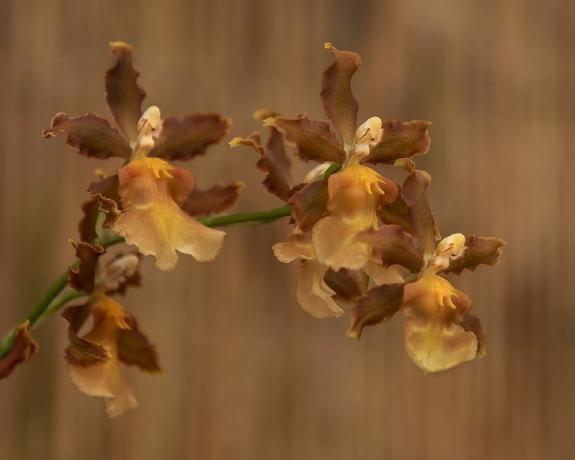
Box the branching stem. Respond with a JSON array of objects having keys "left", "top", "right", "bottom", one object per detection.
[{"left": 0, "top": 203, "right": 293, "bottom": 359}]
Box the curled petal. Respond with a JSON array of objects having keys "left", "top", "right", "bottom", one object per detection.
[
  {"left": 402, "top": 273, "right": 481, "bottom": 373},
  {"left": 181, "top": 182, "right": 244, "bottom": 217},
  {"left": 88, "top": 175, "right": 122, "bottom": 228},
  {"left": 0, "top": 322, "right": 38, "bottom": 380},
  {"left": 324, "top": 268, "right": 365, "bottom": 303},
  {"left": 42, "top": 113, "right": 131, "bottom": 159},
  {"left": 444, "top": 236, "right": 506, "bottom": 275},
  {"left": 312, "top": 216, "right": 371, "bottom": 270},
  {"left": 359, "top": 225, "right": 424, "bottom": 272},
  {"left": 105, "top": 41, "right": 146, "bottom": 145},
  {"left": 402, "top": 169, "right": 439, "bottom": 256},
  {"left": 347, "top": 284, "right": 404, "bottom": 339},
  {"left": 288, "top": 180, "right": 329, "bottom": 231},
  {"left": 273, "top": 234, "right": 314, "bottom": 263},
  {"left": 63, "top": 297, "right": 139, "bottom": 417},
  {"left": 269, "top": 116, "right": 345, "bottom": 163},
  {"left": 231, "top": 128, "right": 292, "bottom": 201},
  {"left": 69, "top": 241, "right": 105, "bottom": 293},
  {"left": 296, "top": 260, "right": 343, "bottom": 319},
  {"left": 113, "top": 158, "right": 224, "bottom": 270},
  {"left": 152, "top": 113, "right": 230, "bottom": 161},
  {"left": 321, "top": 43, "right": 361, "bottom": 147},
  {"left": 365, "top": 120, "right": 431, "bottom": 165}
]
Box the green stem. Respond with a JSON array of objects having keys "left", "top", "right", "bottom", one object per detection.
[{"left": 0, "top": 204, "right": 292, "bottom": 359}]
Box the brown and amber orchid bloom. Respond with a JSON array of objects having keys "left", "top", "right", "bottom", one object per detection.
[
  {"left": 231, "top": 43, "right": 431, "bottom": 317},
  {"left": 43, "top": 41, "right": 241, "bottom": 270},
  {"left": 64, "top": 246, "right": 159, "bottom": 417},
  {"left": 348, "top": 168, "right": 506, "bottom": 373}
]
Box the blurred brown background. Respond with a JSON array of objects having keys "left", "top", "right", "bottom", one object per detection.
[{"left": 1, "top": 0, "right": 574, "bottom": 459}]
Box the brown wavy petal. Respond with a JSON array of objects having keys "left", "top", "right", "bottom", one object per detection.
[
  {"left": 288, "top": 180, "right": 329, "bottom": 231},
  {"left": 359, "top": 225, "right": 424, "bottom": 273},
  {"left": 117, "top": 315, "right": 161, "bottom": 373},
  {"left": 402, "top": 169, "right": 438, "bottom": 256},
  {"left": 365, "top": 120, "right": 431, "bottom": 164},
  {"left": 233, "top": 128, "right": 292, "bottom": 201},
  {"left": 105, "top": 41, "right": 146, "bottom": 145},
  {"left": 69, "top": 241, "right": 105, "bottom": 293},
  {"left": 181, "top": 182, "right": 243, "bottom": 217},
  {"left": 152, "top": 113, "right": 230, "bottom": 161},
  {"left": 0, "top": 322, "right": 38, "bottom": 380},
  {"left": 347, "top": 284, "right": 404, "bottom": 338},
  {"left": 324, "top": 268, "right": 365, "bottom": 303},
  {"left": 87, "top": 175, "right": 122, "bottom": 229},
  {"left": 42, "top": 113, "right": 131, "bottom": 159},
  {"left": 270, "top": 116, "right": 345, "bottom": 163},
  {"left": 444, "top": 236, "right": 506, "bottom": 275},
  {"left": 321, "top": 43, "right": 361, "bottom": 147}
]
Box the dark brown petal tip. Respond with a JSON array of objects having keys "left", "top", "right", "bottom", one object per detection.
[
  {"left": 321, "top": 43, "right": 361, "bottom": 147},
  {"left": 365, "top": 120, "right": 431, "bottom": 165},
  {"left": 0, "top": 322, "right": 38, "bottom": 380},
  {"left": 444, "top": 236, "right": 506, "bottom": 275},
  {"left": 43, "top": 113, "right": 132, "bottom": 159},
  {"left": 288, "top": 180, "right": 329, "bottom": 231},
  {"left": 269, "top": 116, "right": 345, "bottom": 163},
  {"left": 152, "top": 113, "right": 230, "bottom": 161},
  {"left": 181, "top": 182, "right": 244, "bottom": 217},
  {"left": 105, "top": 41, "right": 146, "bottom": 144},
  {"left": 347, "top": 283, "right": 405, "bottom": 339}
]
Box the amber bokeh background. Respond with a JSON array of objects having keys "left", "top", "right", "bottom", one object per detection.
[{"left": 1, "top": 0, "right": 574, "bottom": 459}]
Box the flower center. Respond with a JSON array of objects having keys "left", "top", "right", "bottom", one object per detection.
[
  {"left": 348, "top": 116, "right": 383, "bottom": 162},
  {"left": 134, "top": 106, "right": 163, "bottom": 158}
]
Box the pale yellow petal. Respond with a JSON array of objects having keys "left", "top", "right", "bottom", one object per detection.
[
  {"left": 403, "top": 318, "right": 479, "bottom": 373},
  {"left": 68, "top": 358, "right": 138, "bottom": 418},
  {"left": 311, "top": 216, "right": 371, "bottom": 270},
  {"left": 114, "top": 157, "right": 224, "bottom": 270},
  {"left": 272, "top": 235, "right": 314, "bottom": 263},
  {"left": 296, "top": 260, "right": 343, "bottom": 318},
  {"left": 401, "top": 273, "right": 481, "bottom": 373}
]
